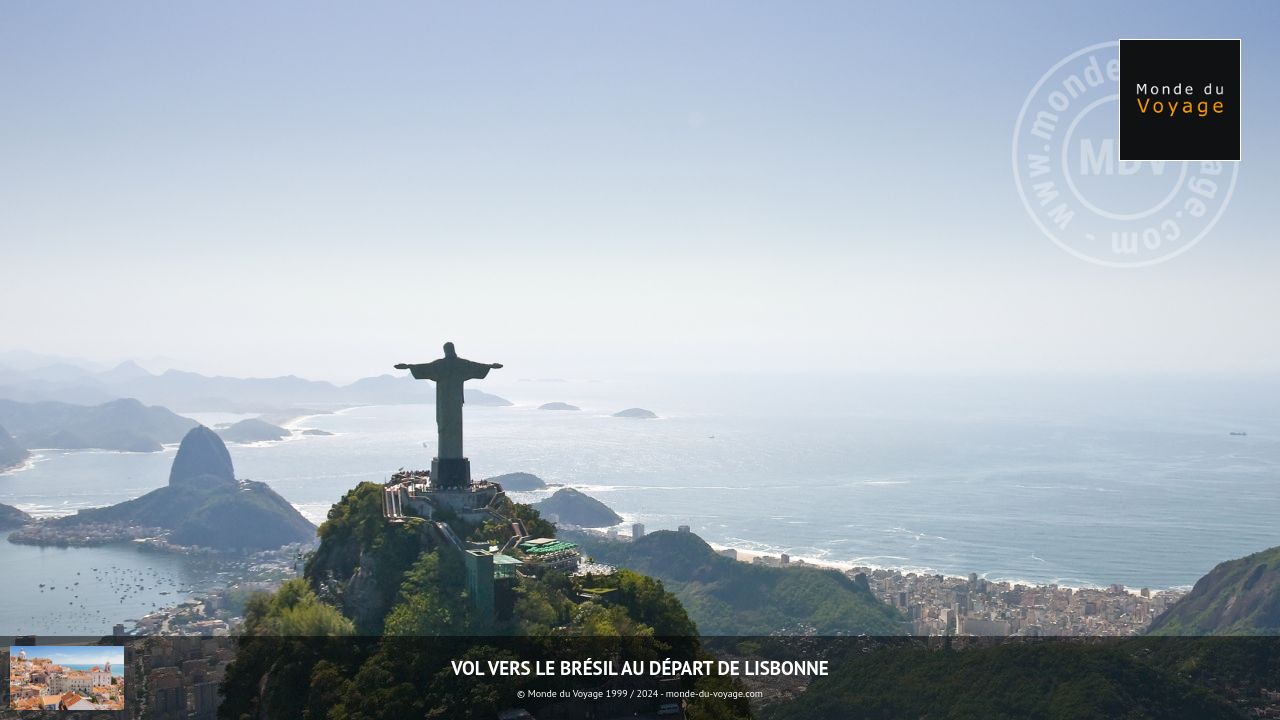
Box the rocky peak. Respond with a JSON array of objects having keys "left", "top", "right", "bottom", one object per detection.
[{"left": 168, "top": 425, "right": 236, "bottom": 488}]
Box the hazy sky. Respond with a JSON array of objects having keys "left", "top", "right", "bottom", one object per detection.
[
  {"left": 2, "top": 2, "right": 1277, "bottom": 382},
  {"left": 12, "top": 645, "right": 123, "bottom": 667}
]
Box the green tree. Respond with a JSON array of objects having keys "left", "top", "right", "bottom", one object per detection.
[
  {"left": 243, "top": 579, "right": 354, "bottom": 637},
  {"left": 384, "top": 549, "right": 478, "bottom": 636}
]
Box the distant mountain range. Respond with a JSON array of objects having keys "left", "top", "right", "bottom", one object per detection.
[
  {"left": 0, "top": 398, "right": 197, "bottom": 452},
  {"left": 0, "top": 354, "right": 511, "bottom": 412},
  {"left": 0, "top": 353, "right": 513, "bottom": 452}
]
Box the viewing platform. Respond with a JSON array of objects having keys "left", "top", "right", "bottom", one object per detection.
[{"left": 382, "top": 469, "right": 507, "bottom": 525}]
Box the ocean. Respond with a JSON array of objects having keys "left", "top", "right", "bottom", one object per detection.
[
  {"left": 50, "top": 664, "right": 124, "bottom": 677},
  {"left": 1, "top": 373, "right": 1277, "bottom": 634}
]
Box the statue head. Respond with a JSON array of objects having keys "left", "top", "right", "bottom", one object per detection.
[{"left": 443, "top": 342, "right": 457, "bottom": 358}]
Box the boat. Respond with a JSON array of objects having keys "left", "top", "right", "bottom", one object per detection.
[{"left": 1229, "top": 431, "right": 1247, "bottom": 436}]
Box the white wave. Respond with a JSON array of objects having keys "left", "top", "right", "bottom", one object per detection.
[
  {"left": 13, "top": 501, "right": 97, "bottom": 518},
  {"left": 561, "top": 483, "right": 747, "bottom": 493},
  {"left": 0, "top": 452, "right": 44, "bottom": 475}
]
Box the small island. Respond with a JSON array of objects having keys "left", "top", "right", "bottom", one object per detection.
[
  {"left": 538, "top": 402, "right": 581, "bottom": 411},
  {"left": 216, "top": 418, "right": 291, "bottom": 443},
  {"left": 301, "top": 428, "right": 334, "bottom": 436},
  {"left": 487, "top": 471, "right": 547, "bottom": 491},
  {"left": 534, "top": 487, "right": 622, "bottom": 528},
  {"left": 613, "top": 407, "right": 658, "bottom": 419}
]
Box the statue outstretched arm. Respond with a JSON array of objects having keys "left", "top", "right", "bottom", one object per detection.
[{"left": 395, "top": 362, "right": 438, "bottom": 380}]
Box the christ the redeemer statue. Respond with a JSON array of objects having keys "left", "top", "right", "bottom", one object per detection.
[{"left": 395, "top": 342, "right": 502, "bottom": 488}]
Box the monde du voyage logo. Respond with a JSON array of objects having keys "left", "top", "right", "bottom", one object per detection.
[{"left": 1013, "top": 40, "right": 1240, "bottom": 267}]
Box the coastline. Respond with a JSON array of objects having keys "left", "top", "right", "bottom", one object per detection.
[
  {"left": 264, "top": 403, "right": 375, "bottom": 436},
  {"left": 0, "top": 401, "right": 1215, "bottom": 638},
  {"left": 596, "top": 517, "right": 1193, "bottom": 596},
  {"left": 268, "top": 408, "right": 340, "bottom": 431},
  {"left": 4, "top": 443, "right": 1198, "bottom": 595},
  {"left": 0, "top": 452, "right": 39, "bottom": 475},
  {"left": 702, "top": 539, "right": 1189, "bottom": 597},
  {"left": 571, "top": 524, "right": 1187, "bottom": 635}
]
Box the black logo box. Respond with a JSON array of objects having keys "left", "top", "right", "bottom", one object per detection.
[{"left": 1119, "top": 39, "right": 1241, "bottom": 161}]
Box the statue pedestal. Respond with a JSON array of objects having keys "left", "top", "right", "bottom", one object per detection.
[{"left": 431, "top": 457, "right": 471, "bottom": 489}]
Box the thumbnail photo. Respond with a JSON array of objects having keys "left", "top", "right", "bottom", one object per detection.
[{"left": 8, "top": 646, "right": 125, "bottom": 712}]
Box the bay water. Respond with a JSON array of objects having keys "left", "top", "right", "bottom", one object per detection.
[{"left": 2, "top": 373, "right": 1277, "bottom": 634}]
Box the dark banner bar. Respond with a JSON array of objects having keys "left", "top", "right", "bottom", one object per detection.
[{"left": 4, "top": 636, "right": 1280, "bottom": 719}]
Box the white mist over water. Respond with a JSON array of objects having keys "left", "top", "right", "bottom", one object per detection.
[{"left": 1, "top": 373, "right": 1277, "bottom": 633}]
